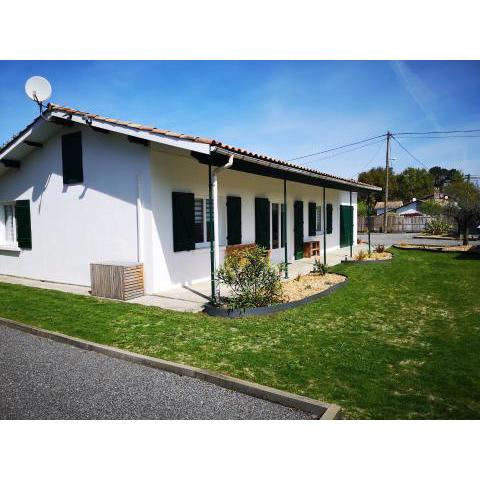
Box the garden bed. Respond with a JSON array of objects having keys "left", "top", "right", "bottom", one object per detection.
[
  {"left": 394, "top": 244, "right": 480, "bottom": 253},
  {"left": 204, "top": 273, "right": 348, "bottom": 318},
  {"left": 341, "top": 251, "right": 392, "bottom": 264}
]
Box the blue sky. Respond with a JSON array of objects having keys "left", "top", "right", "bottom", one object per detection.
[{"left": 0, "top": 60, "right": 479, "bottom": 179}]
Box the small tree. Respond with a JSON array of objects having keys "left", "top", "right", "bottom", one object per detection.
[
  {"left": 443, "top": 180, "right": 480, "bottom": 245},
  {"left": 357, "top": 200, "right": 368, "bottom": 217},
  {"left": 421, "top": 200, "right": 443, "bottom": 216}
]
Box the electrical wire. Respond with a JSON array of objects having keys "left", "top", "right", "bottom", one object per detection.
[
  {"left": 297, "top": 137, "right": 386, "bottom": 166},
  {"left": 288, "top": 133, "right": 386, "bottom": 162},
  {"left": 357, "top": 137, "right": 386, "bottom": 173},
  {"left": 393, "top": 128, "right": 480, "bottom": 135},
  {"left": 395, "top": 134, "right": 480, "bottom": 139},
  {"left": 287, "top": 127, "right": 480, "bottom": 167},
  {"left": 391, "top": 136, "right": 428, "bottom": 169}
]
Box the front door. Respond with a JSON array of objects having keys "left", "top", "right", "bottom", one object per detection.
[
  {"left": 340, "top": 205, "right": 353, "bottom": 247},
  {"left": 294, "top": 201, "right": 304, "bottom": 260}
]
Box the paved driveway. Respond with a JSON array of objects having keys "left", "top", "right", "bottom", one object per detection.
[
  {"left": 358, "top": 232, "right": 480, "bottom": 247},
  {"left": 0, "top": 325, "right": 311, "bottom": 420}
]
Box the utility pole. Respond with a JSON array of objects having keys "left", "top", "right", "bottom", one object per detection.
[{"left": 383, "top": 131, "right": 391, "bottom": 234}]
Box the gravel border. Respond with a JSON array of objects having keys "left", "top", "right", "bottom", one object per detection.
[{"left": 0, "top": 317, "right": 343, "bottom": 420}]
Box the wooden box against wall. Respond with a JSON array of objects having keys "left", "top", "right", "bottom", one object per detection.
[{"left": 90, "top": 262, "right": 144, "bottom": 301}]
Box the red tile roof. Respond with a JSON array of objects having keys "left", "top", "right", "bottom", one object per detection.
[{"left": 1, "top": 103, "right": 381, "bottom": 191}]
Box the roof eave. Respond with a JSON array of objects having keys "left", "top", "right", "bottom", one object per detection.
[
  {"left": 212, "top": 146, "right": 382, "bottom": 192},
  {"left": 48, "top": 110, "right": 211, "bottom": 155}
]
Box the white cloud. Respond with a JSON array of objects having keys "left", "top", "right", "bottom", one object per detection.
[{"left": 390, "top": 60, "right": 443, "bottom": 131}]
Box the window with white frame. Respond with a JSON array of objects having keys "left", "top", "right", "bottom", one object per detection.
[
  {"left": 316, "top": 205, "right": 322, "bottom": 233},
  {"left": 194, "top": 198, "right": 213, "bottom": 246},
  {"left": 0, "top": 203, "right": 16, "bottom": 246}
]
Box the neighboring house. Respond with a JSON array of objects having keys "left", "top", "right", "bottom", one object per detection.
[
  {"left": 391, "top": 198, "right": 425, "bottom": 216},
  {"left": 374, "top": 201, "right": 403, "bottom": 216},
  {"left": 0, "top": 104, "right": 380, "bottom": 294},
  {"left": 380, "top": 190, "right": 449, "bottom": 217}
]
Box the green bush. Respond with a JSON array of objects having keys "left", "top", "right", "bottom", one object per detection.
[
  {"left": 216, "top": 245, "right": 283, "bottom": 309},
  {"left": 420, "top": 200, "right": 443, "bottom": 216},
  {"left": 424, "top": 217, "right": 450, "bottom": 236}
]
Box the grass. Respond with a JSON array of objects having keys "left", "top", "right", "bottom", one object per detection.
[{"left": 0, "top": 248, "right": 479, "bottom": 419}]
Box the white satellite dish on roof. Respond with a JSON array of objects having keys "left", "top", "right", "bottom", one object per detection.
[{"left": 25, "top": 76, "right": 52, "bottom": 104}]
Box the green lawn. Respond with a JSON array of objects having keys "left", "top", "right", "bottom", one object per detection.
[{"left": 1, "top": 249, "right": 479, "bottom": 419}]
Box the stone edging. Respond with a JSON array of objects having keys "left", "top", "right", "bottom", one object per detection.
[
  {"left": 0, "top": 316, "right": 343, "bottom": 420},
  {"left": 204, "top": 275, "right": 348, "bottom": 318},
  {"left": 341, "top": 256, "right": 392, "bottom": 264},
  {"left": 391, "top": 244, "right": 475, "bottom": 253}
]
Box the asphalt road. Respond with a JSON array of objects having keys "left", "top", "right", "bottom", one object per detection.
[
  {"left": 0, "top": 325, "right": 311, "bottom": 420},
  {"left": 358, "top": 232, "right": 480, "bottom": 247}
]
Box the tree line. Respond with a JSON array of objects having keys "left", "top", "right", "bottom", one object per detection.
[
  {"left": 357, "top": 166, "right": 480, "bottom": 245},
  {"left": 358, "top": 166, "right": 464, "bottom": 203}
]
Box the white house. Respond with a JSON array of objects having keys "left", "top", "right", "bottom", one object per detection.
[
  {"left": 392, "top": 198, "right": 425, "bottom": 216},
  {"left": 0, "top": 104, "right": 380, "bottom": 296}
]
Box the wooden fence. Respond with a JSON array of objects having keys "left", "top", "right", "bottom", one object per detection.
[{"left": 357, "top": 215, "right": 433, "bottom": 233}]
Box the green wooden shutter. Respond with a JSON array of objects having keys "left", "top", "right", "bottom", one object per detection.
[
  {"left": 340, "top": 205, "right": 353, "bottom": 247},
  {"left": 15, "top": 200, "right": 32, "bottom": 249},
  {"left": 308, "top": 202, "right": 316, "bottom": 236},
  {"left": 62, "top": 132, "right": 84, "bottom": 185},
  {"left": 172, "top": 192, "right": 195, "bottom": 252},
  {"left": 294, "top": 201, "right": 304, "bottom": 260},
  {"left": 255, "top": 197, "right": 270, "bottom": 249},
  {"left": 326, "top": 203, "right": 333, "bottom": 234},
  {"left": 226, "top": 196, "right": 242, "bottom": 245}
]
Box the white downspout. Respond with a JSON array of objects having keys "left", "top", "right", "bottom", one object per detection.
[
  {"left": 212, "top": 154, "right": 234, "bottom": 270},
  {"left": 136, "top": 173, "right": 144, "bottom": 263}
]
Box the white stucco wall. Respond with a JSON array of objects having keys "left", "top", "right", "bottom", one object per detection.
[
  {"left": 0, "top": 126, "right": 359, "bottom": 294},
  {"left": 0, "top": 125, "right": 153, "bottom": 290},
  {"left": 149, "top": 146, "right": 358, "bottom": 292}
]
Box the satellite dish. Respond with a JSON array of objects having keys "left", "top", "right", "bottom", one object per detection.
[{"left": 25, "top": 76, "right": 52, "bottom": 104}]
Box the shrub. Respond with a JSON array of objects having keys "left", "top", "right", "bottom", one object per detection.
[
  {"left": 216, "top": 245, "right": 283, "bottom": 309},
  {"left": 311, "top": 258, "right": 328, "bottom": 275},
  {"left": 424, "top": 217, "right": 450, "bottom": 236},
  {"left": 355, "top": 250, "right": 368, "bottom": 261}
]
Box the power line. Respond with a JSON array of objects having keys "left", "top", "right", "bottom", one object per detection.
[
  {"left": 288, "top": 133, "right": 386, "bottom": 162},
  {"left": 287, "top": 127, "right": 480, "bottom": 166},
  {"left": 357, "top": 137, "right": 385, "bottom": 173},
  {"left": 395, "top": 134, "right": 480, "bottom": 139},
  {"left": 393, "top": 128, "right": 480, "bottom": 135},
  {"left": 391, "top": 136, "right": 428, "bottom": 169},
  {"left": 298, "top": 137, "right": 386, "bottom": 166}
]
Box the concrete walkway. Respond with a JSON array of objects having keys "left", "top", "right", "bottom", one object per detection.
[
  {"left": 0, "top": 324, "right": 311, "bottom": 419},
  {"left": 0, "top": 274, "right": 90, "bottom": 296}
]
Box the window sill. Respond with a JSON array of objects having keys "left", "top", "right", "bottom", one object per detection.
[{"left": 0, "top": 245, "right": 21, "bottom": 252}]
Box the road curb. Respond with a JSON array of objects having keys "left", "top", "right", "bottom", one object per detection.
[{"left": 0, "top": 317, "right": 343, "bottom": 420}]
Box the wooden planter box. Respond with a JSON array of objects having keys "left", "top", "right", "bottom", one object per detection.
[{"left": 90, "top": 262, "right": 144, "bottom": 301}]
